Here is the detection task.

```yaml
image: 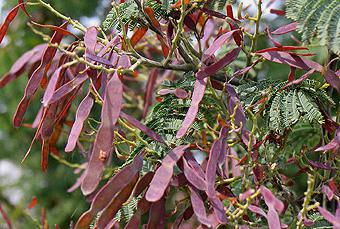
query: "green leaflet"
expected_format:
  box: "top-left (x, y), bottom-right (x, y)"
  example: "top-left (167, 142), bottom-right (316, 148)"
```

top-left (285, 0), bottom-right (340, 54)
top-left (236, 79), bottom-right (333, 132)
top-left (282, 121), bottom-right (321, 155)
top-left (102, 0), bottom-right (139, 31)
top-left (269, 91), bottom-right (284, 131)
top-left (308, 212), bottom-right (332, 228)
top-left (207, 0), bottom-right (236, 12)
top-left (102, 0), bottom-right (172, 31)
top-left (318, 2), bottom-right (340, 55)
top-left (301, 86), bottom-right (335, 106)
top-left (297, 91), bottom-right (324, 124)
top-left (114, 197), bottom-right (140, 223)
top-left (283, 90), bottom-right (299, 128)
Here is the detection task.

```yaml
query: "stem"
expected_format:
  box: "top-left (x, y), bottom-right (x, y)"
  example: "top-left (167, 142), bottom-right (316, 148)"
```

top-left (27, 22), bottom-right (51, 41)
top-left (163, 1), bottom-right (192, 66)
top-left (208, 79), bottom-right (229, 119)
top-left (180, 34), bottom-right (201, 61)
top-left (115, 131), bottom-right (137, 146)
top-left (50, 154), bottom-right (82, 169)
top-left (117, 119), bottom-right (157, 154)
top-left (217, 176), bottom-right (241, 186)
top-left (246, 108), bottom-right (257, 153)
top-left (36, 0), bottom-right (87, 32)
top-left (297, 172), bottom-right (316, 228)
top-left (245, 0), bottom-right (262, 68)
top-left (229, 189), bottom-right (261, 222)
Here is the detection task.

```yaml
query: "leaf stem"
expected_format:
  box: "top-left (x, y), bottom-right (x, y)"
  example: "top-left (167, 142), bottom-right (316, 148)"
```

top-left (297, 172), bottom-right (316, 228)
top-left (245, 0), bottom-right (262, 69)
top-left (50, 154), bottom-right (82, 169)
top-left (163, 1), bottom-right (194, 66)
top-left (36, 0), bottom-right (87, 32)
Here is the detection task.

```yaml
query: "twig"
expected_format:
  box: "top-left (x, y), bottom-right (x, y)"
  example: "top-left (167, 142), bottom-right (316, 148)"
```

top-left (245, 0), bottom-right (262, 71)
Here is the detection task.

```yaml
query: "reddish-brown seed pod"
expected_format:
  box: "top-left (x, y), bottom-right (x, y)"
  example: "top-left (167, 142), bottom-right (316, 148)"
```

top-left (81, 72), bottom-right (123, 195)
top-left (146, 145), bottom-right (190, 202)
top-left (0, 44), bottom-right (47, 88)
top-left (130, 26), bottom-right (148, 48)
top-left (176, 78), bottom-right (207, 138)
top-left (75, 154), bottom-right (143, 229)
top-left (183, 157), bottom-right (206, 191)
top-left (120, 111), bottom-right (165, 144)
top-left (205, 126), bottom-right (229, 223)
top-left (146, 197), bottom-right (166, 228)
top-left (13, 22), bottom-right (68, 127)
top-left (0, 3), bottom-right (20, 44)
top-left (188, 185), bottom-right (211, 227)
top-left (271, 22), bottom-right (298, 35)
top-left (96, 174), bottom-right (139, 227)
top-left (197, 47), bottom-right (241, 79)
top-left (143, 69), bottom-right (158, 118)
top-left (65, 92), bottom-right (94, 152)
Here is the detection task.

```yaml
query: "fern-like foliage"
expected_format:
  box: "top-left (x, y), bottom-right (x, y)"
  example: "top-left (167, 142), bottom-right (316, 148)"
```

top-left (102, 0), bottom-right (139, 31)
top-left (207, 0), bottom-right (236, 12)
top-left (102, 0), bottom-right (173, 31)
top-left (236, 79), bottom-right (334, 132)
top-left (208, 0), bottom-right (227, 12)
top-left (285, 0), bottom-right (340, 55)
top-left (308, 212), bottom-right (332, 228)
top-left (114, 196), bottom-right (140, 224)
top-left (102, 0), bottom-right (238, 32)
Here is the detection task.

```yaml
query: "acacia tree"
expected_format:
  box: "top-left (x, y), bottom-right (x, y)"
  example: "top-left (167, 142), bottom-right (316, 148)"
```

top-left (0, 0), bottom-right (339, 228)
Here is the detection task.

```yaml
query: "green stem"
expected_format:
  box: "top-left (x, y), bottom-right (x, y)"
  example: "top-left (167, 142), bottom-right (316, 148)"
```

top-left (208, 79), bottom-right (229, 119)
top-left (36, 0), bottom-right (87, 32)
top-left (297, 172), bottom-right (316, 229)
top-left (50, 154), bottom-right (82, 169)
top-left (246, 108), bottom-right (257, 153)
top-left (245, 0), bottom-right (262, 68)
top-left (217, 176), bottom-right (241, 186)
top-left (163, 1), bottom-right (191, 66)
top-left (180, 34), bottom-right (201, 61)
top-left (117, 119), bottom-right (158, 154)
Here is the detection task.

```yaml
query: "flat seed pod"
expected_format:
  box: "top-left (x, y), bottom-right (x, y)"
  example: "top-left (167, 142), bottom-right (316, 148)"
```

top-left (176, 78), bottom-right (207, 138)
top-left (188, 185), bottom-right (211, 227)
top-left (146, 145), bottom-right (190, 202)
top-left (13, 22), bottom-right (68, 127)
top-left (97, 174), bottom-right (139, 227)
top-left (81, 72), bottom-right (123, 195)
top-left (120, 111), bottom-right (165, 144)
top-left (183, 157), bottom-right (206, 191)
top-left (197, 47), bottom-right (241, 79)
top-left (65, 92), bottom-right (94, 152)
top-left (75, 154), bottom-right (143, 229)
